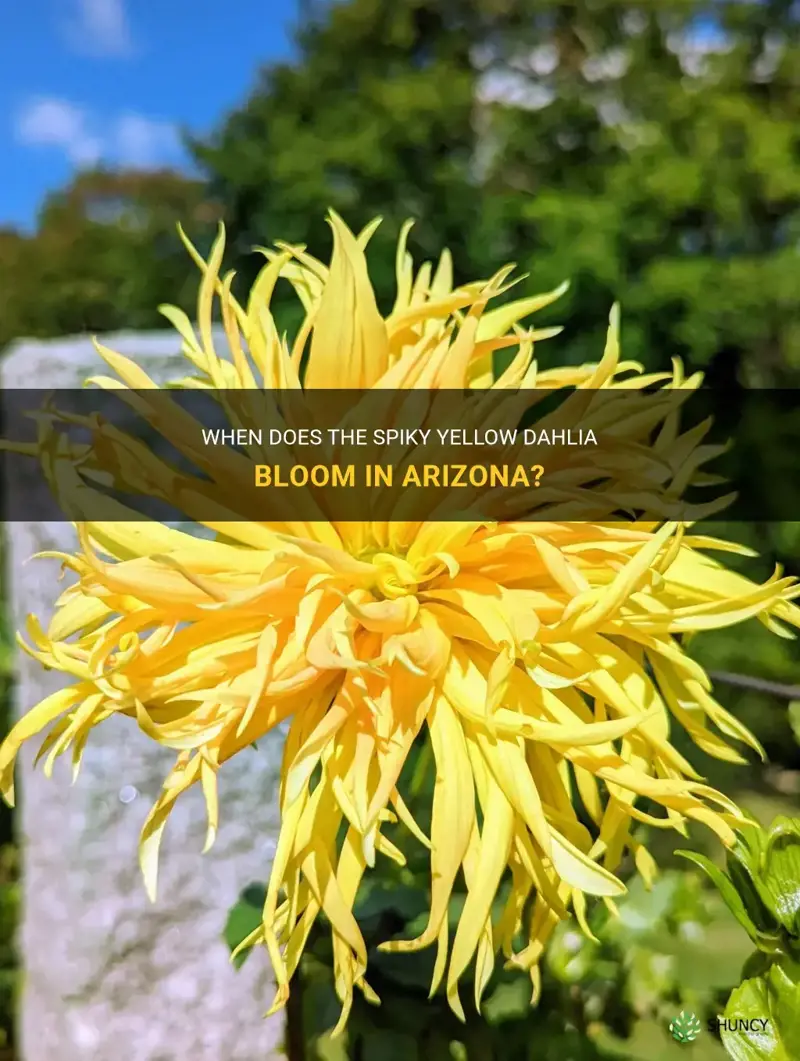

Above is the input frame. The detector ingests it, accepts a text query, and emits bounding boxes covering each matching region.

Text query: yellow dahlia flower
[2,213,799,1032]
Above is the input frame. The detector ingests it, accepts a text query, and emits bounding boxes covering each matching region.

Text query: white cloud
[15,96,180,169]
[65,0,132,57]
[16,97,102,165]
[115,113,181,166]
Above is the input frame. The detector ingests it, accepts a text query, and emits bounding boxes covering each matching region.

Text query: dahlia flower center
[369,552,419,599]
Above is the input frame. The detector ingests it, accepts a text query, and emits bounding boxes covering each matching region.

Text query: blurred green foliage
[192,0,800,386]
[0,169,220,352]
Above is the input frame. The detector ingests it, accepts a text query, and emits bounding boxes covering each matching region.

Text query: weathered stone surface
[3,333,286,1060]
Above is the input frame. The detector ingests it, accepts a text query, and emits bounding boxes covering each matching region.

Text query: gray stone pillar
[2,333,286,1061]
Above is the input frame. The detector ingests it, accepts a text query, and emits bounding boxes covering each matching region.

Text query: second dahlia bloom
[1,214,798,1031]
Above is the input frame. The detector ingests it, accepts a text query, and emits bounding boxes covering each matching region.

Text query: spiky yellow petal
[2,213,799,1030]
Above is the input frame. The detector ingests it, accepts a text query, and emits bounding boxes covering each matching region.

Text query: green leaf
[676,849,760,943]
[223,883,266,969]
[727,855,778,937]
[741,950,773,982]
[733,826,768,870]
[721,967,800,1061]
[727,828,766,892]
[760,818,800,936]
[768,963,800,1059]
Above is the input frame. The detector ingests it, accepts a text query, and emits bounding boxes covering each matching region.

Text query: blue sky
[0,0,299,230]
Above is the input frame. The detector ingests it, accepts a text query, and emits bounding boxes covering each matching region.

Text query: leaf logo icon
[670,1010,702,1043]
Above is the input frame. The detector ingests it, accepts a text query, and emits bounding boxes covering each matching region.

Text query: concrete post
[2,333,286,1061]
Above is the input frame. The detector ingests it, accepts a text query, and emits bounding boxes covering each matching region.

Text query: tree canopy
[192,0,800,383]
[0,169,218,352]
